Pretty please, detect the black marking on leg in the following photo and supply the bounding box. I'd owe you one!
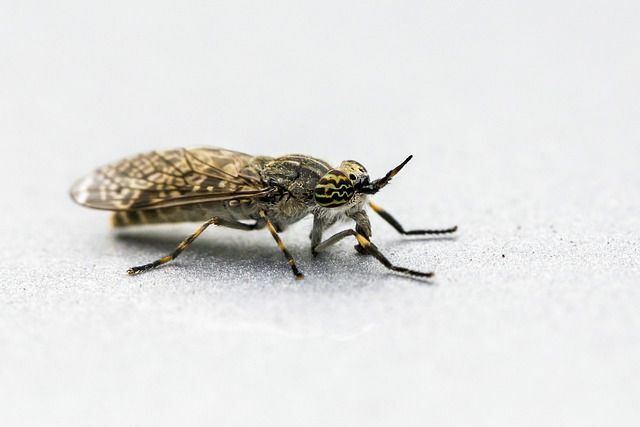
[356,237,434,278]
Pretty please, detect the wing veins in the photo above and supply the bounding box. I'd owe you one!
[183,149,248,185]
[72,147,273,211]
[136,188,275,208]
[154,151,189,178]
[94,171,180,191]
[125,161,185,182]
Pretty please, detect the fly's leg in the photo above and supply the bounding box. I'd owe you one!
[127,217,260,275]
[368,202,458,235]
[259,211,304,280]
[312,229,434,278]
[348,210,372,255]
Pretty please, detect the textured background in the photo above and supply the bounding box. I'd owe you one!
[1,1,639,426]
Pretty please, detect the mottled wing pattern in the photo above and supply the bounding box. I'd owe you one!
[70,147,272,211]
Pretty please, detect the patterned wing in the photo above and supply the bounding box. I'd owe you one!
[70,147,272,211]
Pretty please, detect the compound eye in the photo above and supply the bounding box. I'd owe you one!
[314,170,355,208]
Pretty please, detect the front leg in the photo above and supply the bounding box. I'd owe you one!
[310,215,336,256]
[312,228,433,278]
[348,210,372,254]
[310,211,370,256]
[368,202,457,235]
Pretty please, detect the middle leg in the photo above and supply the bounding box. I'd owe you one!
[259,210,304,280]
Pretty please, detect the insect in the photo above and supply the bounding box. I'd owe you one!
[70,147,457,279]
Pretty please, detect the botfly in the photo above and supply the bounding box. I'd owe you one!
[70,147,457,280]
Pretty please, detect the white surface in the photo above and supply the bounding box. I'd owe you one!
[1,1,640,426]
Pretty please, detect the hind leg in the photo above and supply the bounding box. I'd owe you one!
[127,217,260,275]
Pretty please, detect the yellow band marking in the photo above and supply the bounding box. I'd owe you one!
[355,234,370,247]
[368,201,382,213]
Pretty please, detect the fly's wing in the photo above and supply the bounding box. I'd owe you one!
[70,147,273,211]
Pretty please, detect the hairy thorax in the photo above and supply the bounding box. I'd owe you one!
[313,192,369,225]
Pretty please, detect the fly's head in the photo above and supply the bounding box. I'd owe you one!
[313,155,413,211]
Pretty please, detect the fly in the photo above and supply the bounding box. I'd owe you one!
[70,147,457,280]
